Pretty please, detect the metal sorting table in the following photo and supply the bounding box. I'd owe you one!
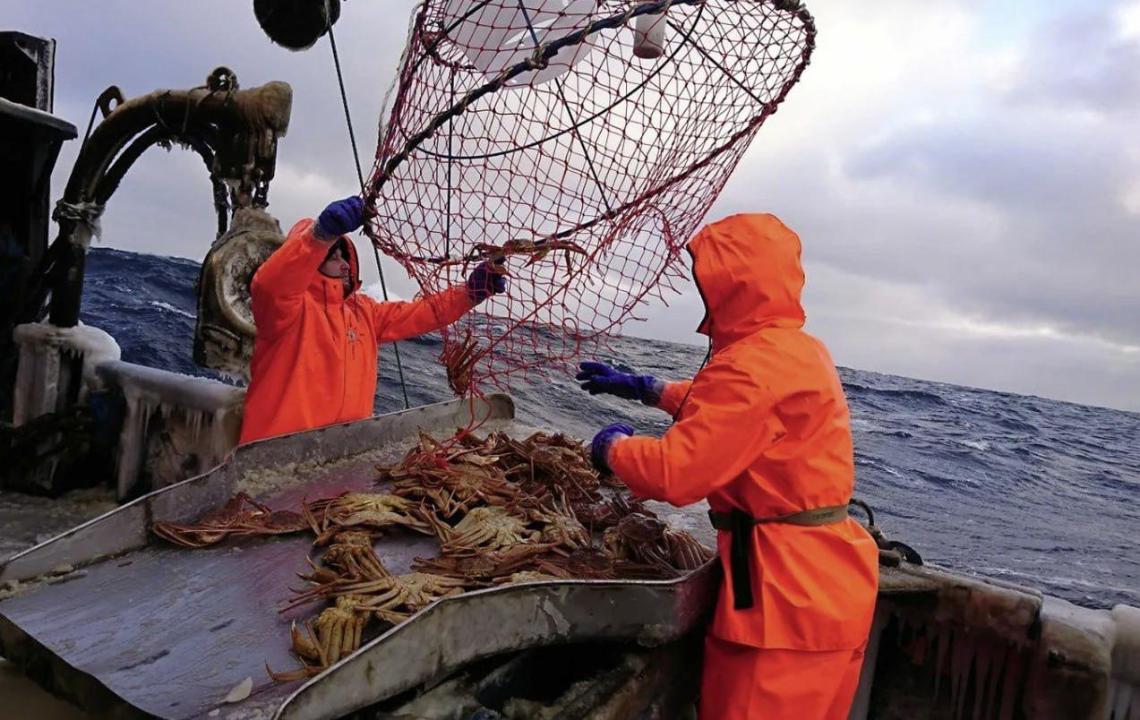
[0,394,716,720]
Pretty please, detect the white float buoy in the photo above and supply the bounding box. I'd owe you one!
[632,10,667,59]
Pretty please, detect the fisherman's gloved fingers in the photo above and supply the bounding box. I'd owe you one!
[575,361,616,381]
[590,423,635,474]
[466,261,508,303]
[574,361,657,403]
[317,196,365,239]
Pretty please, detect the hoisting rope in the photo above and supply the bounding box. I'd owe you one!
[327,24,412,409]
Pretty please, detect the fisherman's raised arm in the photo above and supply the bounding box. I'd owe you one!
[370,260,506,343]
[252,198,361,299]
[250,197,362,335]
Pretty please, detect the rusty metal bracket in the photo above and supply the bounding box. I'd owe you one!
[94,86,124,119]
[21,70,293,331]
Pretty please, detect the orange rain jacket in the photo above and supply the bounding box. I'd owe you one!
[608,213,879,652]
[239,219,474,444]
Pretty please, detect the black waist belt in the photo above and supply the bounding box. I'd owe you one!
[707,505,850,610]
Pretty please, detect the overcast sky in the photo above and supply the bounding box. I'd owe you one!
[5,0,1139,411]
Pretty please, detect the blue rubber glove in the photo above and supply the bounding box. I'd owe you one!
[466,261,508,303]
[591,423,634,474]
[576,361,663,405]
[316,196,365,238]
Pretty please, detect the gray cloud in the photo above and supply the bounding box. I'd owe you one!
[843,114,1140,343]
[4,0,1139,410]
[633,0,1140,410]
[1006,8,1140,114]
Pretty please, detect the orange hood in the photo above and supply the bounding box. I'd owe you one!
[309,233,362,303]
[689,213,806,347]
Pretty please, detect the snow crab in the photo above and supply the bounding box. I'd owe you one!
[268,595,372,681]
[411,544,551,585]
[431,505,539,554]
[320,531,391,581]
[284,570,466,622]
[347,572,468,623]
[532,547,620,580]
[152,492,307,548]
[304,492,432,544]
[603,513,713,576]
[522,492,591,551]
[569,493,652,532]
[494,432,604,507]
[389,458,519,518]
[468,237,586,265]
[441,329,482,396]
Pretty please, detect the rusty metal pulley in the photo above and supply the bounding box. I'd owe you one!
[254,0,342,51]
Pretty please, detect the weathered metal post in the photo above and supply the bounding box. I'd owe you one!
[0,32,78,421]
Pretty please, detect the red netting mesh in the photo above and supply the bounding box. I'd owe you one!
[364,0,815,395]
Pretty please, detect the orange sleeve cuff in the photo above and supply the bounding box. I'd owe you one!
[655,380,693,416]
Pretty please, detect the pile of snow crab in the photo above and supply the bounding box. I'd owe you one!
[151,430,713,681]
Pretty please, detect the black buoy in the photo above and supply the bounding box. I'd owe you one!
[253,0,342,51]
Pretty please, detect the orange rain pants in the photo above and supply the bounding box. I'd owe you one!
[607,214,879,719]
[239,219,473,444]
[699,637,866,719]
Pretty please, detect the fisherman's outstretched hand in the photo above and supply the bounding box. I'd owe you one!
[466,261,508,303]
[590,423,634,474]
[316,196,365,239]
[576,361,663,405]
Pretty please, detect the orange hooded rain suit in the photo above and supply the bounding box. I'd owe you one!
[239,219,474,444]
[607,214,879,719]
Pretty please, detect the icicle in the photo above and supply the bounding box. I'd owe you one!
[951,630,975,720]
[205,407,226,465]
[141,398,154,440]
[115,386,154,495]
[935,624,951,702]
[894,613,908,648]
[1110,680,1137,720]
[911,625,928,666]
[971,637,989,720]
[987,642,1009,720]
[997,644,1026,720]
[101,362,244,496]
[192,409,205,442]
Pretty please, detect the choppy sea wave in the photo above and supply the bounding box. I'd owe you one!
[80,248,1140,609]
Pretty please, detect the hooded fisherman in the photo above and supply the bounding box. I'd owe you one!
[579,214,879,719]
[239,196,504,444]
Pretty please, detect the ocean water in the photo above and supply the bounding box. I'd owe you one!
[80,248,1140,610]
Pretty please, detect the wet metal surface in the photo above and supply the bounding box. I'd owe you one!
[0,449,401,719]
[0,488,117,562]
[0,395,716,720]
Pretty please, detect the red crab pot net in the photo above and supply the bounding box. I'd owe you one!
[364,0,815,395]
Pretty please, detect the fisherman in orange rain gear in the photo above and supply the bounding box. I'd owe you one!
[578,213,879,719]
[239,196,505,444]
